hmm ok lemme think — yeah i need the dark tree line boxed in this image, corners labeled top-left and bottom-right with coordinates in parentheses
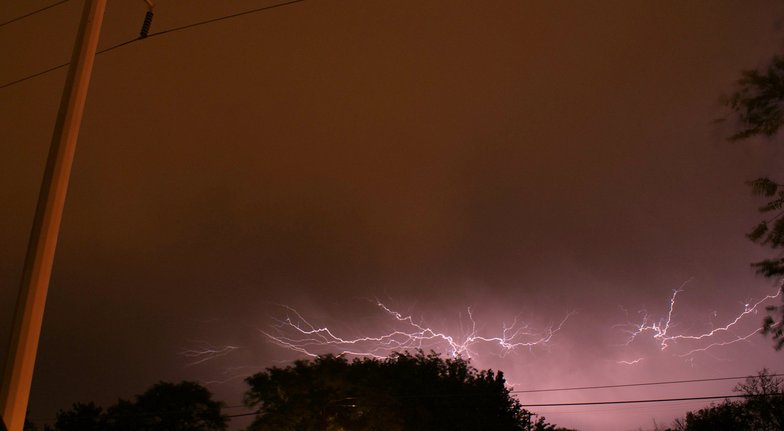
top-left (661, 369), bottom-right (784, 431)
top-left (243, 351), bottom-right (571, 431)
top-left (27, 354), bottom-right (780, 431)
top-left (31, 352), bottom-right (574, 431)
top-left (37, 381), bottom-right (227, 431)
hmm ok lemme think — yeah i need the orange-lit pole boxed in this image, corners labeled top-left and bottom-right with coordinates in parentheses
top-left (0, 1), bottom-right (106, 430)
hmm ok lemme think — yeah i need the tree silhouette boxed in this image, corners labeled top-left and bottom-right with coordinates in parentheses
top-left (726, 55), bottom-right (784, 349)
top-left (666, 369), bottom-right (784, 431)
top-left (128, 381), bottom-right (227, 431)
top-left (45, 381), bottom-right (227, 431)
top-left (48, 402), bottom-right (105, 431)
top-left (727, 56), bottom-right (784, 141)
top-left (734, 369), bottom-right (784, 430)
top-left (243, 351), bottom-right (560, 431)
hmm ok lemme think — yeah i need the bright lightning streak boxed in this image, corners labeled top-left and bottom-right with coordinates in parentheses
top-left (616, 283), bottom-right (782, 363)
top-left (180, 342), bottom-right (239, 365)
top-left (675, 328), bottom-right (760, 358)
top-left (618, 358), bottom-right (644, 365)
top-left (261, 301), bottom-right (572, 359)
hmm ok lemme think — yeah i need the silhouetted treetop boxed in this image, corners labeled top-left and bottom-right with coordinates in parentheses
top-left (666, 369), bottom-right (784, 431)
top-left (45, 381), bottom-right (227, 431)
top-left (244, 350), bottom-right (558, 431)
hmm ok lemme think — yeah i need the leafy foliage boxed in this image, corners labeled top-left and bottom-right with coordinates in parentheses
top-left (674, 401), bottom-right (752, 431)
top-left (47, 403), bottom-right (105, 431)
top-left (744, 178), bottom-right (784, 276)
top-left (726, 55), bottom-right (784, 350)
top-left (665, 369), bottom-right (784, 431)
top-left (243, 350), bottom-right (559, 431)
top-left (739, 177), bottom-right (784, 350)
top-left (44, 381), bottom-right (227, 431)
top-left (735, 369), bottom-right (784, 430)
top-left (728, 56), bottom-right (784, 141)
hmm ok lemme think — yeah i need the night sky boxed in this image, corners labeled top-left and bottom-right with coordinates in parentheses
top-left (2, 1), bottom-right (784, 430)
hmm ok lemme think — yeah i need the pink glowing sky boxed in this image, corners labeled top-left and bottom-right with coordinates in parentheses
top-left (2, 1), bottom-right (784, 430)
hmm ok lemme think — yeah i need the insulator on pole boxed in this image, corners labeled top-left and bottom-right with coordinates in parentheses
top-left (139, 10), bottom-right (153, 38)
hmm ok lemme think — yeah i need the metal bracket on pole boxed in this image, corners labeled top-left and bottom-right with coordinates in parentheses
top-left (0, 1), bottom-right (106, 430)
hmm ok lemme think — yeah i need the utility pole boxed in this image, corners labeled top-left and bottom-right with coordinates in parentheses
top-left (0, 1), bottom-right (106, 430)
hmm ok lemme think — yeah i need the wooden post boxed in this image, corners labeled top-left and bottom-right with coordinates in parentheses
top-left (0, 1), bottom-right (106, 430)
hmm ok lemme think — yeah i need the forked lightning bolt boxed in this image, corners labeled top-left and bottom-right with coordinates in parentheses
top-left (261, 300), bottom-right (572, 359)
top-left (616, 282), bottom-right (782, 363)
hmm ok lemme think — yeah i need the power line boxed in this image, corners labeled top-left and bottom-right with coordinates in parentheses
top-left (0, 0), bottom-right (72, 28)
top-left (219, 372), bottom-right (784, 410)
top-left (32, 392), bottom-right (784, 422)
top-left (160, 371), bottom-right (784, 413)
top-left (25, 371), bottom-right (784, 422)
top-left (0, 35), bottom-right (160, 90)
top-left (227, 411), bottom-right (259, 418)
top-left (0, 61), bottom-right (69, 90)
top-left (215, 373), bottom-right (784, 405)
top-left (145, 0), bottom-right (307, 39)
top-left (223, 393), bottom-right (784, 417)
top-left (511, 373), bottom-right (784, 394)
top-left (0, 0), bottom-right (307, 90)
top-left (521, 393), bottom-right (784, 408)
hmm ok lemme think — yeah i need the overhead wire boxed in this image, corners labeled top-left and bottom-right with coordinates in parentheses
top-left (222, 393), bottom-right (784, 418)
top-left (510, 373), bottom-right (784, 394)
top-left (219, 372), bottom-right (784, 415)
top-left (521, 393), bottom-right (784, 408)
top-left (210, 372), bottom-right (784, 411)
top-left (26, 372), bottom-right (784, 421)
top-left (0, 0), bottom-right (72, 28)
top-left (0, 62), bottom-right (70, 90)
top-left (29, 392), bottom-right (784, 422)
top-left (0, 0), bottom-right (308, 90)
top-left (227, 411), bottom-right (260, 418)
top-left (213, 372), bottom-right (784, 406)
top-left (145, 0), bottom-right (306, 38)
